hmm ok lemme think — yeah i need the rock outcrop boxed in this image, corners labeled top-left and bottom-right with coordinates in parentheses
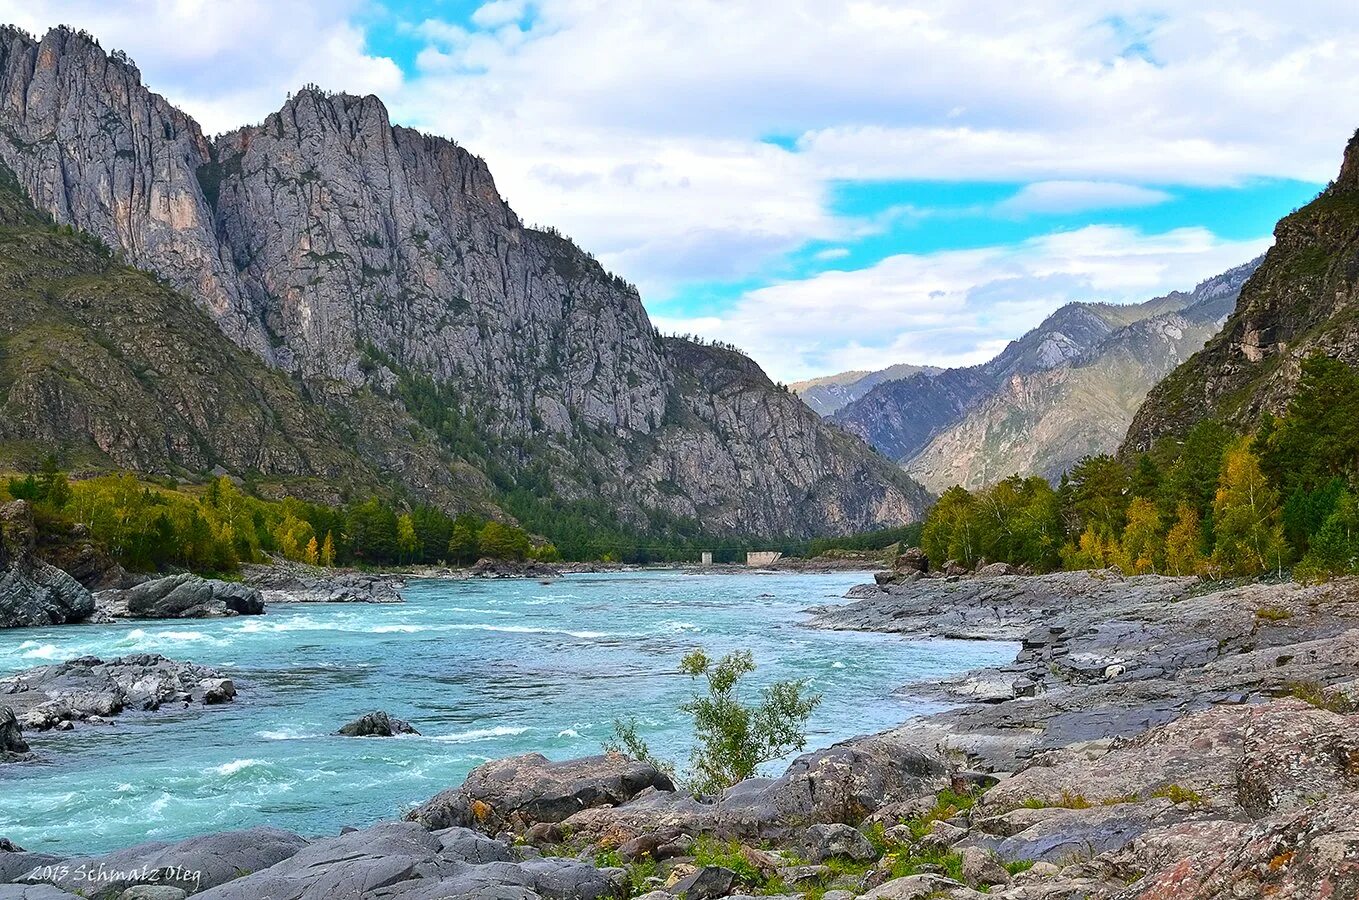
top-left (0, 25), bottom-right (929, 538)
top-left (1126, 129), bottom-right (1359, 450)
top-left (243, 564), bottom-right (404, 604)
top-left (0, 501), bottom-right (94, 629)
top-left (0, 654), bottom-right (238, 737)
top-left (96, 574), bottom-right (263, 619)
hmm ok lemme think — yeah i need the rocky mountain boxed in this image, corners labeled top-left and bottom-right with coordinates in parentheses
top-left (1126, 129), bottom-right (1359, 452)
top-left (0, 160), bottom-right (495, 512)
top-left (0, 25), bottom-right (928, 538)
top-left (830, 292), bottom-right (1217, 465)
top-left (905, 260), bottom-right (1259, 490)
top-left (790, 363), bottom-right (940, 416)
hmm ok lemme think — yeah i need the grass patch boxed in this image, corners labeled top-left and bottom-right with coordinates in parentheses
top-left (691, 836), bottom-right (766, 886)
top-left (1255, 606), bottom-right (1292, 622)
top-left (1286, 679), bottom-right (1356, 714)
top-left (1003, 859), bottom-right (1036, 875)
top-left (1150, 784), bottom-right (1205, 806)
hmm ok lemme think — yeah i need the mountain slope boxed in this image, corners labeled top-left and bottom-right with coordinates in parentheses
top-left (0, 25), bottom-right (928, 536)
top-left (791, 363), bottom-right (940, 416)
top-left (1126, 131), bottom-right (1359, 451)
top-left (831, 297), bottom-right (1190, 463)
top-left (0, 162), bottom-right (495, 511)
top-left (905, 260), bottom-right (1257, 490)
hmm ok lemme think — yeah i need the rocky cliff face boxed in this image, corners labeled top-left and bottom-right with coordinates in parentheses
top-left (0, 25), bottom-right (927, 536)
top-left (1126, 130), bottom-right (1359, 451)
top-left (905, 260), bottom-right (1258, 490)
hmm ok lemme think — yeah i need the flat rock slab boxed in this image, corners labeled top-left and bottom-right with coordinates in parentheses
top-left (8, 826), bottom-right (307, 899)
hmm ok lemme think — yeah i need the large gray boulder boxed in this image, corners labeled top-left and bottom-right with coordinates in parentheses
top-left (11, 826), bottom-right (307, 898)
top-left (406, 752), bottom-right (676, 834)
top-left (102, 574), bottom-right (263, 619)
top-left (0, 501), bottom-right (95, 629)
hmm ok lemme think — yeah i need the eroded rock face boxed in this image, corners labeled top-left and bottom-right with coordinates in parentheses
top-left (0, 501), bottom-right (95, 629)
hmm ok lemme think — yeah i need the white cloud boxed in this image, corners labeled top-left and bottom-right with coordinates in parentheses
top-left (813, 247), bottom-right (851, 261)
top-left (8, 0), bottom-right (1356, 378)
top-left (654, 225), bottom-right (1273, 383)
top-left (996, 181), bottom-right (1172, 216)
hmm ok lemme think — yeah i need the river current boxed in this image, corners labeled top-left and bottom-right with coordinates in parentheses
top-left (0, 571), bottom-right (1015, 853)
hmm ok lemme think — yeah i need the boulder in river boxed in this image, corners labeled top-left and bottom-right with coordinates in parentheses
top-left (336, 710), bottom-right (419, 737)
top-left (0, 706), bottom-right (31, 761)
top-left (99, 573), bottom-right (264, 619)
top-left (0, 500), bottom-right (96, 629)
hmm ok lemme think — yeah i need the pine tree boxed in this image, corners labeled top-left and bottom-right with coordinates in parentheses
top-left (320, 531), bottom-right (336, 567)
top-left (304, 536), bottom-right (320, 566)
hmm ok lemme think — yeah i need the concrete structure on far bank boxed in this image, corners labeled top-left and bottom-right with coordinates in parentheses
top-left (746, 550), bottom-right (782, 567)
top-left (700, 551), bottom-right (713, 566)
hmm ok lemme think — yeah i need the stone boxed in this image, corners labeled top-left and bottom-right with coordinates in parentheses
top-left (916, 820), bottom-right (966, 854)
top-left (104, 574), bottom-right (264, 620)
top-left (336, 710), bottom-right (420, 737)
top-left (669, 866), bottom-right (736, 900)
top-left (406, 751), bottom-right (676, 833)
top-left (860, 874), bottom-right (983, 900)
top-left (956, 847), bottom-right (1008, 888)
top-left (0, 706), bottom-right (30, 759)
top-left (803, 823), bottom-right (876, 862)
top-left (118, 887), bottom-right (189, 900)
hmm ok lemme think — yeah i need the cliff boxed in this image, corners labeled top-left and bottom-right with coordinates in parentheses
top-left (0, 26), bottom-right (928, 537)
top-left (1125, 129), bottom-right (1359, 450)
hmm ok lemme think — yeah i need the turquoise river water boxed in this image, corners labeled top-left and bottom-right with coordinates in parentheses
top-left (0, 571), bottom-right (1016, 854)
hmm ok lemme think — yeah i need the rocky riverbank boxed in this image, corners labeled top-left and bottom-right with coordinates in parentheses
top-left (5, 570), bottom-right (1359, 899)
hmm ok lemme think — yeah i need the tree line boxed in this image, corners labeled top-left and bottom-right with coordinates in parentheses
top-left (3, 465), bottom-right (555, 574)
top-left (920, 355), bottom-right (1359, 580)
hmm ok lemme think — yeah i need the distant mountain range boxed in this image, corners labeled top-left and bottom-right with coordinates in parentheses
top-left (0, 25), bottom-right (929, 539)
top-left (804, 259), bottom-right (1261, 492)
top-left (790, 364), bottom-right (942, 416)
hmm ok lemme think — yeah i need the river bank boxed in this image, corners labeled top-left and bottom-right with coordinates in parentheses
top-left (7, 568), bottom-right (1354, 898)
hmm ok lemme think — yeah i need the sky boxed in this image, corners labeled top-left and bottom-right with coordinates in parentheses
top-left (5, 1), bottom-right (1358, 382)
